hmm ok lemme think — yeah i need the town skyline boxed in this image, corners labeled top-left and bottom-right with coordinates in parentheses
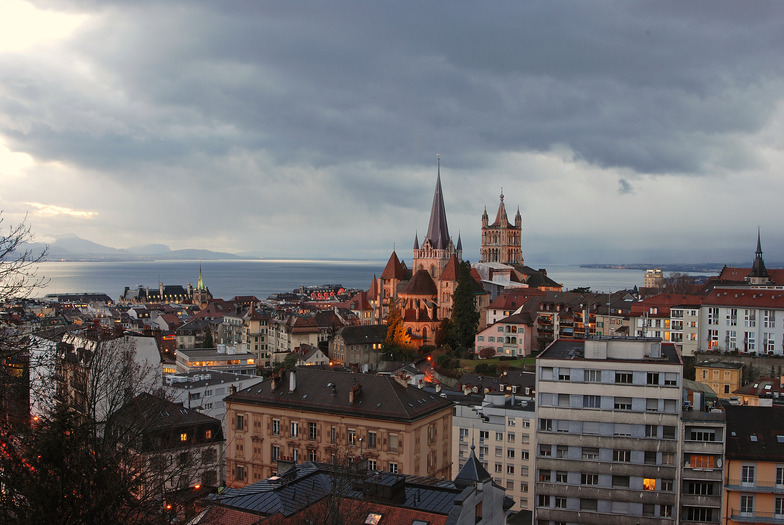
top-left (2, 1), bottom-right (784, 264)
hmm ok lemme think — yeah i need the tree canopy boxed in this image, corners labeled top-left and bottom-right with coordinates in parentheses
top-left (448, 261), bottom-right (479, 352)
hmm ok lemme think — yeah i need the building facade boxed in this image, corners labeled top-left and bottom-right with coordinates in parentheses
top-left (535, 337), bottom-right (682, 524)
top-left (223, 368), bottom-right (453, 487)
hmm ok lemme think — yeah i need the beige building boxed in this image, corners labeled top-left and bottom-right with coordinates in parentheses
top-left (695, 361), bottom-right (743, 399)
top-left (453, 393), bottom-right (536, 512)
top-left (224, 367), bottom-right (453, 487)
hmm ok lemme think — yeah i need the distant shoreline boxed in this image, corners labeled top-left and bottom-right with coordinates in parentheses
top-left (579, 263), bottom-right (727, 273)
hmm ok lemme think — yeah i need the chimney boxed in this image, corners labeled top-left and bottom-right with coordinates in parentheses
top-left (289, 370), bottom-right (297, 393)
top-left (349, 383), bottom-right (362, 403)
top-left (435, 383), bottom-right (442, 393)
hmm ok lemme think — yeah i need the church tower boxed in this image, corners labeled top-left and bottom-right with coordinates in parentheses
top-left (747, 228), bottom-right (771, 286)
top-left (480, 191), bottom-right (523, 266)
top-left (412, 160), bottom-right (460, 279)
top-left (192, 264), bottom-right (213, 309)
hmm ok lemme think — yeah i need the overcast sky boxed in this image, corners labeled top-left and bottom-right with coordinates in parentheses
top-left (1, 1), bottom-right (783, 265)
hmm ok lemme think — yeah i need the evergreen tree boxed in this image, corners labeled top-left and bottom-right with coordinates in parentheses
top-left (202, 329), bottom-right (214, 348)
top-left (382, 300), bottom-right (413, 361)
top-left (449, 261), bottom-right (479, 352)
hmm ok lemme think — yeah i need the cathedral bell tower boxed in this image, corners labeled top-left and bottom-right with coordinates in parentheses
top-left (480, 190), bottom-right (523, 266)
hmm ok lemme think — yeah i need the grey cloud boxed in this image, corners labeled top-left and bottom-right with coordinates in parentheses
top-left (617, 178), bottom-right (633, 195)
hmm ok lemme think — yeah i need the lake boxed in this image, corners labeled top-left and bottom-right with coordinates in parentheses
top-left (33, 260), bottom-right (708, 302)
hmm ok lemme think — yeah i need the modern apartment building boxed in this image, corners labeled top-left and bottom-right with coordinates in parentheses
top-left (223, 367), bottom-right (453, 487)
top-left (680, 409), bottom-right (725, 524)
top-left (535, 337), bottom-right (682, 524)
top-left (453, 393), bottom-right (536, 512)
top-left (700, 288), bottom-right (784, 355)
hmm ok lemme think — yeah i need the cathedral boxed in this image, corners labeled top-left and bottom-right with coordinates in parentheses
top-left (371, 163), bottom-right (474, 349)
top-left (480, 190), bottom-right (522, 266)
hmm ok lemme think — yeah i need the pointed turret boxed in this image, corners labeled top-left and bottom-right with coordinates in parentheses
top-left (456, 232), bottom-right (463, 252)
top-left (368, 274), bottom-right (379, 301)
top-left (515, 206), bottom-right (522, 227)
top-left (749, 228), bottom-right (770, 283)
top-left (413, 231), bottom-right (419, 250)
top-left (197, 264), bottom-right (205, 290)
top-left (425, 159), bottom-right (451, 250)
top-left (454, 444), bottom-right (492, 489)
top-left (481, 206), bottom-right (489, 227)
top-left (492, 190), bottom-right (509, 227)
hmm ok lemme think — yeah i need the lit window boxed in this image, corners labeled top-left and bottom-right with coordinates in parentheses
top-left (643, 478), bottom-right (656, 491)
top-left (180, 433), bottom-right (188, 442)
top-left (364, 513), bottom-right (383, 525)
top-left (205, 429), bottom-right (212, 439)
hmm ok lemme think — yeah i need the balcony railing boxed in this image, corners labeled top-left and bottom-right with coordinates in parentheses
top-left (730, 508), bottom-right (784, 523)
top-left (726, 479), bottom-right (784, 493)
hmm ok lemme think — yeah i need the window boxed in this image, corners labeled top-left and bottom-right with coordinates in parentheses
top-left (613, 449), bottom-right (630, 462)
top-left (507, 465), bottom-right (515, 475)
top-left (689, 429), bottom-right (716, 441)
top-left (646, 398), bottom-right (658, 412)
top-left (541, 367), bottom-right (553, 380)
top-left (663, 399), bottom-right (676, 413)
top-left (557, 394), bottom-right (569, 407)
top-left (613, 424), bottom-right (632, 437)
top-left (330, 426), bottom-right (336, 444)
top-left (540, 419), bottom-right (552, 432)
top-left (272, 419), bottom-right (280, 435)
top-left (644, 451), bottom-right (657, 464)
top-left (236, 465), bottom-right (245, 481)
top-left (643, 478), bottom-right (656, 491)
top-left (584, 369), bottom-right (601, 382)
top-left (747, 331), bottom-right (756, 351)
top-left (558, 368), bottom-right (571, 381)
top-left (508, 433), bottom-right (515, 443)
top-left (507, 417), bottom-right (515, 427)
top-left (727, 308), bottom-right (738, 326)
top-left (580, 499), bottom-right (597, 511)
top-left (615, 371), bottom-right (632, 384)
top-left (647, 372), bottom-right (660, 385)
top-left (180, 432), bottom-right (188, 442)
top-left (554, 497), bottom-right (566, 509)
top-left (687, 482), bottom-right (714, 495)
top-left (662, 426), bottom-right (676, 439)
top-left (664, 372), bottom-right (678, 386)
top-left (521, 450), bottom-right (529, 460)
top-left (367, 458), bottom-right (376, 470)
top-left (614, 397), bottom-right (632, 410)
top-left (347, 429), bottom-right (356, 446)
top-left (612, 475), bottom-right (629, 488)
top-left (389, 433), bottom-right (399, 452)
top-left (582, 421), bottom-right (599, 434)
top-left (538, 470), bottom-right (551, 482)
top-left (690, 455), bottom-right (714, 469)
top-left (660, 504), bottom-right (673, 517)
top-left (292, 449), bottom-right (298, 462)
top-left (686, 508), bottom-right (713, 521)
top-left (520, 481), bottom-right (529, 492)
top-left (480, 430), bottom-right (489, 442)
top-left (388, 462), bottom-right (398, 473)
top-left (582, 447), bottom-right (599, 460)
top-left (583, 395), bottom-right (600, 408)
top-left (708, 307), bottom-right (719, 325)
top-left (661, 479), bottom-right (674, 491)
top-left (290, 422), bottom-right (299, 438)
top-left (740, 495), bottom-right (754, 517)
top-left (308, 422), bottom-right (317, 440)
top-left (495, 463), bottom-right (502, 473)
top-left (458, 428), bottom-right (467, 443)
top-left (555, 471), bottom-right (567, 483)
top-left (539, 445), bottom-right (552, 457)
top-left (645, 424), bottom-right (657, 438)
top-left (662, 453), bottom-right (675, 466)
top-left (310, 449), bottom-right (317, 462)
top-left (745, 309), bottom-right (757, 327)
top-left (764, 310), bottom-right (776, 328)
top-left (272, 445), bottom-right (279, 460)
top-left (581, 473), bottom-right (598, 485)
top-left (777, 466), bottom-right (784, 487)
top-left (507, 449), bottom-right (515, 459)
top-left (538, 494), bottom-right (550, 507)
top-left (776, 497), bottom-right (784, 518)
top-left (556, 446), bottom-right (568, 458)
top-left (496, 432), bottom-right (504, 441)
top-left (495, 447), bottom-right (502, 457)
top-left (236, 414), bottom-right (244, 431)
top-left (742, 465), bottom-right (756, 486)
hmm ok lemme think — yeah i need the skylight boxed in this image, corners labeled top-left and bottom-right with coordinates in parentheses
top-left (750, 435), bottom-right (758, 442)
top-left (364, 512), bottom-right (383, 524)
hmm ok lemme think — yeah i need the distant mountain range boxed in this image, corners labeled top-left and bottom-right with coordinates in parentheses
top-left (24, 234), bottom-right (242, 262)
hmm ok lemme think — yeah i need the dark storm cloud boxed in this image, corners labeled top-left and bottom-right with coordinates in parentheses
top-left (617, 178), bottom-right (633, 195)
top-left (6, 0), bottom-right (783, 181)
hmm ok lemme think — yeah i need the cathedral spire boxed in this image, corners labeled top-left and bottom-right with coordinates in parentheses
top-left (413, 231), bottom-right (419, 250)
top-left (750, 227), bottom-right (769, 279)
top-left (197, 264), bottom-right (204, 290)
top-left (492, 189), bottom-right (509, 227)
top-left (425, 158), bottom-right (450, 250)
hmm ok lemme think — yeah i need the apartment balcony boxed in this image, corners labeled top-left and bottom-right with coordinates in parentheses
top-left (680, 493), bottom-right (722, 508)
top-left (725, 479), bottom-right (784, 494)
top-left (536, 508), bottom-right (673, 525)
top-left (730, 509), bottom-right (784, 524)
top-left (681, 467), bottom-right (723, 482)
top-left (538, 483), bottom-right (677, 505)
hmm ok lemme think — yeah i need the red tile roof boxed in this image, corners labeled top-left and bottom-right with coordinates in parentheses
top-left (704, 288), bottom-right (784, 308)
top-left (381, 251), bottom-right (406, 280)
top-left (439, 254), bottom-right (459, 282)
